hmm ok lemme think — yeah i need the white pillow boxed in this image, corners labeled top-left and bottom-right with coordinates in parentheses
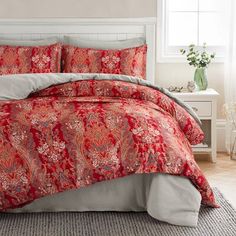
top-left (0, 37), bottom-right (58, 46)
top-left (64, 36), bottom-right (146, 49)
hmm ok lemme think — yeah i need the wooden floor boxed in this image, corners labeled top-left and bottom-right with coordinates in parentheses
top-left (197, 153), bottom-right (236, 208)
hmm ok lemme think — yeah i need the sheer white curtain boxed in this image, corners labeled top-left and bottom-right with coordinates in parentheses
top-left (224, 0), bottom-right (236, 158)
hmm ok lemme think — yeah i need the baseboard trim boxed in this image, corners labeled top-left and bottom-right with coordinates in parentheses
top-left (216, 119), bottom-right (226, 152)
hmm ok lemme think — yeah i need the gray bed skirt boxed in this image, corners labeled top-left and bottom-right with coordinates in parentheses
top-left (8, 173), bottom-right (201, 227)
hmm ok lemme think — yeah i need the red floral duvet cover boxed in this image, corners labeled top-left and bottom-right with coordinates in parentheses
top-left (0, 77), bottom-right (217, 210)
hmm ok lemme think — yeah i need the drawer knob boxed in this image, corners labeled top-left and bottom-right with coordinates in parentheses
top-left (192, 107), bottom-right (198, 112)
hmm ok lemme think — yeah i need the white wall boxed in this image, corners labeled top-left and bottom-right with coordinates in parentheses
top-left (0, 0), bottom-right (225, 118)
top-left (0, 0), bottom-right (156, 18)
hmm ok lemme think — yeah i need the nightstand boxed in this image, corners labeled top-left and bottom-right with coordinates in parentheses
top-left (173, 89), bottom-right (219, 162)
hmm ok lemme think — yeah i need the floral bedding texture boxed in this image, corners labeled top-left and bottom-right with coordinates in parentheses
top-left (0, 73), bottom-right (217, 210)
top-left (62, 45), bottom-right (147, 79)
top-left (0, 44), bottom-right (61, 75)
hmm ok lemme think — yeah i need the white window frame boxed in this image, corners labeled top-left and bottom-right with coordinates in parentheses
top-left (157, 0), bottom-right (225, 63)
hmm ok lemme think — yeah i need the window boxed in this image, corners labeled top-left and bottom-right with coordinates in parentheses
top-left (157, 0), bottom-right (227, 62)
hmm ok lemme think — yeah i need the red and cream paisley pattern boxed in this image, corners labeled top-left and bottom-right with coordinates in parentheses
top-left (62, 45), bottom-right (147, 79)
top-left (0, 79), bottom-right (217, 210)
top-left (0, 44), bottom-right (61, 75)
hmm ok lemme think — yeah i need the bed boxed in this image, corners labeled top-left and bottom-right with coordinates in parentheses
top-left (0, 17), bottom-right (217, 227)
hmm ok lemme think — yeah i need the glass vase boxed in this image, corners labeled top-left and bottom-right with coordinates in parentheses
top-left (194, 67), bottom-right (208, 90)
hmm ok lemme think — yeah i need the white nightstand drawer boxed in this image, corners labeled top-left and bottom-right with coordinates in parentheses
top-left (172, 89), bottom-right (219, 162)
top-left (185, 101), bottom-right (212, 117)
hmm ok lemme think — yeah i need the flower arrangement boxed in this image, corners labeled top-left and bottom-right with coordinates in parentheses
top-left (180, 44), bottom-right (215, 90)
top-left (180, 43), bottom-right (215, 68)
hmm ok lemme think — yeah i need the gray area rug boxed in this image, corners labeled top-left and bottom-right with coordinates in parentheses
top-left (0, 188), bottom-right (235, 236)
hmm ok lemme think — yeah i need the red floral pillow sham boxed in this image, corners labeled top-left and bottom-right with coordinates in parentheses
top-left (62, 44), bottom-right (147, 79)
top-left (0, 43), bottom-right (61, 75)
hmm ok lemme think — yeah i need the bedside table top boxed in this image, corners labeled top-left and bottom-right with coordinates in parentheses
top-left (172, 88), bottom-right (219, 98)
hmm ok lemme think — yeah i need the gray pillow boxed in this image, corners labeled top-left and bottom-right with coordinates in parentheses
top-left (0, 37), bottom-right (58, 46)
top-left (64, 36), bottom-right (146, 49)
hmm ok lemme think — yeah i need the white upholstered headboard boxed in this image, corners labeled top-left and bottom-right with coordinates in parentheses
top-left (0, 18), bottom-right (156, 83)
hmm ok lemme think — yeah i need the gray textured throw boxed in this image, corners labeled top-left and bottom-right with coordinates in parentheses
top-left (0, 188), bottom-right (235, 236)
